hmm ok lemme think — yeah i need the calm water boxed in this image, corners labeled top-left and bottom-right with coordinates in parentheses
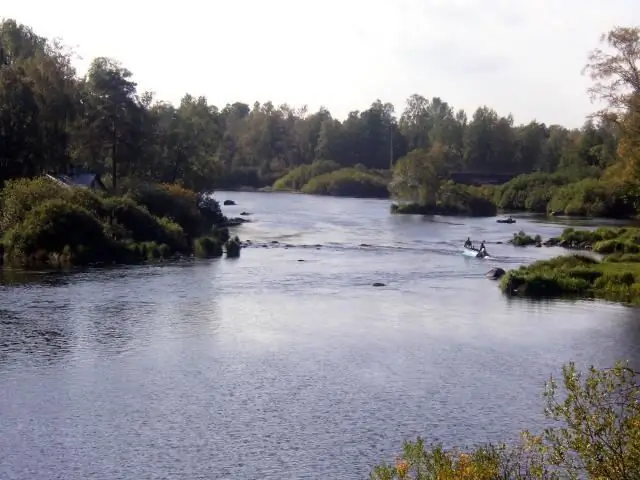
top-left (1, 191), bottom-right (639, 480)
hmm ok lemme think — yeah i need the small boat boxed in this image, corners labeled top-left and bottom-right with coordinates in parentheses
top-left (496, 217), bottom-right (516, 224)
top-left (463, 246), bottom-right (490, 258)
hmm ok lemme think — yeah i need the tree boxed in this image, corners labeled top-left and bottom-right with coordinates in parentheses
top-left (390, 143), bottom-right (456, 205)
top-left (583, 26), bottom-right (640, 118)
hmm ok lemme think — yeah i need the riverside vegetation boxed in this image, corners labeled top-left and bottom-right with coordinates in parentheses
top-left (2, 19), bottom-right (640, 218)
top-left (371, 361), bottom-right (640, 480)
top-left (500, 226), bottom-right (640, 304)
top-left (0, 178), bottom-right (242, 267)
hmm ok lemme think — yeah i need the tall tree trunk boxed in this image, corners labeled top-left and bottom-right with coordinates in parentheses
top-left (111, 119), bottom-right (117, 193)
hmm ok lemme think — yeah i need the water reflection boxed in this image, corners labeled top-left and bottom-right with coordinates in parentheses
top-left (0, 307), bottom-right (71, 367)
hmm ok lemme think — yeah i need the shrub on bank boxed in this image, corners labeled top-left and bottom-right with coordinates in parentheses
top-left (272, 159), bottom-right (341, 191)
top-left (2, 199), bottom-right (115, 266)
top-left (436, 181), bottom-right (497, 216)
top-left (511, 230), bottom-right (541, 246)
top-left (194, 236), bottom-right (223, 258)
top-left (391, 182), bottom-right (497, 217)
top-left (548, 177), bottom-right (638, 217)
top-left (128, 183), bottom-right (225, 237)
top-left (0, 178), bottom-right (238, 267)
top-left (0, 177), bottom-right (73, 232)
top-left (559, 226), bottom-right (640, 253)
top-left (301, 168), bottom-right (389, 198)
top-left (500, 253), bottom-right (640, 303)
top-left (104, 197), bottom-right (187, 251)
top-left (372, 362), bottom-right (640, 480)
top-left (225, 236), bottom-right (241, 258)
top-left (495, 172), bottom-right (574, 213)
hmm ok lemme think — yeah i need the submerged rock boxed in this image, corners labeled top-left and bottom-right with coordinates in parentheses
top-left (372, 282), bottom-right (386, 287)
top-left (485, 267), bottom-right (506, 280)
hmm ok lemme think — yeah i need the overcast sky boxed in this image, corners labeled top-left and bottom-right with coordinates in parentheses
top-left (4, 0), bottom-right (640, 127)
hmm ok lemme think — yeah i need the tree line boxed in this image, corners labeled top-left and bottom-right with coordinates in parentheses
top-left (0, 18), bottom-right (627, 195)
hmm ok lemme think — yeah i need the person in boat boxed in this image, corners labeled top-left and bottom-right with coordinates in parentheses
top-left (464, 237), bottom-right (473, 248)
top-left (479, 240), bottom-right (487, 255)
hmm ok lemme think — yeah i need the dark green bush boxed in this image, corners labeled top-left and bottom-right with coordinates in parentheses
top-left (2, 199), bottom-right (113, 266)
top-left (194, 236), bottom-right (223, 258)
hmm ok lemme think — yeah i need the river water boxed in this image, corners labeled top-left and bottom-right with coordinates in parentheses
top-left (1, 191), bottom-right (639, 480)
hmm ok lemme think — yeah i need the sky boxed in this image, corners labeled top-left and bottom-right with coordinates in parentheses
top-left (4, 0), bottom-right (640, 128)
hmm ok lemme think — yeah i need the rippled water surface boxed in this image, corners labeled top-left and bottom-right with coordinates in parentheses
top-left (1, 191), bottom-right (639, 480)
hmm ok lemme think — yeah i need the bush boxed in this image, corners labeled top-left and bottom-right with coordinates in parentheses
top-left (225, 236), bottom-right (241, 258)
top-left (0, 177), bottom-right (239, 267)
top-left (2, 199), bottom-right (113, 266)
top-left (104, 197), bottom-right (187, 251)
top-left (0, 177), bottom-right (68, 232)
top-left (548, 178), bottom-right (638, 217)
top-left (436, 181), bottom-right (497, 216)
top-left (372, 362), bottom-right (640, 480)
top-left (495, 172), bottom-right (574, 213)
top-left (194, 236), bottom-right (223, 258)
top-left (511, 230), bottom-right (541, 246)
top-left (500, 253), bottom-right (640, 303)
top-left (273, 159), bottom-right (341, 191)
top-left (301, 167), bottom-right (389, 198)
top-left (391, 183), bottom-right (497, 217)
top-left (129, 183), bottom-right (213, 237)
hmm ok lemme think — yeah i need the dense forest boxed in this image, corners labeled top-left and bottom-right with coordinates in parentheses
top-left (1, 19), bottom-right (639, 217)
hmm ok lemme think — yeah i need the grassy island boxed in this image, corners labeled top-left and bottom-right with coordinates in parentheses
top-left (500, 226), bottom-right (640, 303)
top-left (0, 178), bottom-right (241, 268)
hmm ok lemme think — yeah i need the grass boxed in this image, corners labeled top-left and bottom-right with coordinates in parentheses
top-left (500, 253), bottom-right (640, 304)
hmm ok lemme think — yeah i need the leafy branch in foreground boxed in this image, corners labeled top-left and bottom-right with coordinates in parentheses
top-left (371, 362), bottom-right (640, 479)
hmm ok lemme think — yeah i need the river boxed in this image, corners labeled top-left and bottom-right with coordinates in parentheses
top-left (1, 191), bottom-right (639, 480)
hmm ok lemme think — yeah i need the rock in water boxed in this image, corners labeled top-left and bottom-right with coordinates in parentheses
top-left (223, 200), bottom-right (236, 205)
top-left (485, 267), bottom-right (506, 280)
top-left (372, 282), bottom-right (386, 287)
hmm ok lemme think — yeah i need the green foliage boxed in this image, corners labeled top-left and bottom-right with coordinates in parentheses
top-left (128, 183), bottom-right (224, 238)
top-left (0, 177), bottom-right (67, 232)
top-left (0, 177), bottom-right (233, 267)
top-left (301, 168), bottom-right (389, 198)
top-left (548, 178), bottom-right (638, 217)
top-left (103, 197), bottom-right (187, 251)
top-left (500, 253), bottom-right (640, 303)
top-left (435, 181), bottom-right (497, 216)
top-left (193, 236), bottom-right (223, 258)
top-left (0, 17), bottom-right (631, 203)
top-left (495, 172), bottom-right (576, 213)
top-left (391, 181), bottom-right (496, 216)
top-left (372, 362), bottom-right (640, 479)
top-left (511, 231), bottom-right (542, 246)
top-left (225, 236), bottom-right (242, 258)
top-left (272, 160), bottom-right (341, 191)
top-left (2, 199), bottom-right (113, 266)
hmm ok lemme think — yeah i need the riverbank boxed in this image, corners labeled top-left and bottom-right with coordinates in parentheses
top-left (0, 178), bottom-right (243, 268)
top-left (500, 226), bottom-right (640, 303)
